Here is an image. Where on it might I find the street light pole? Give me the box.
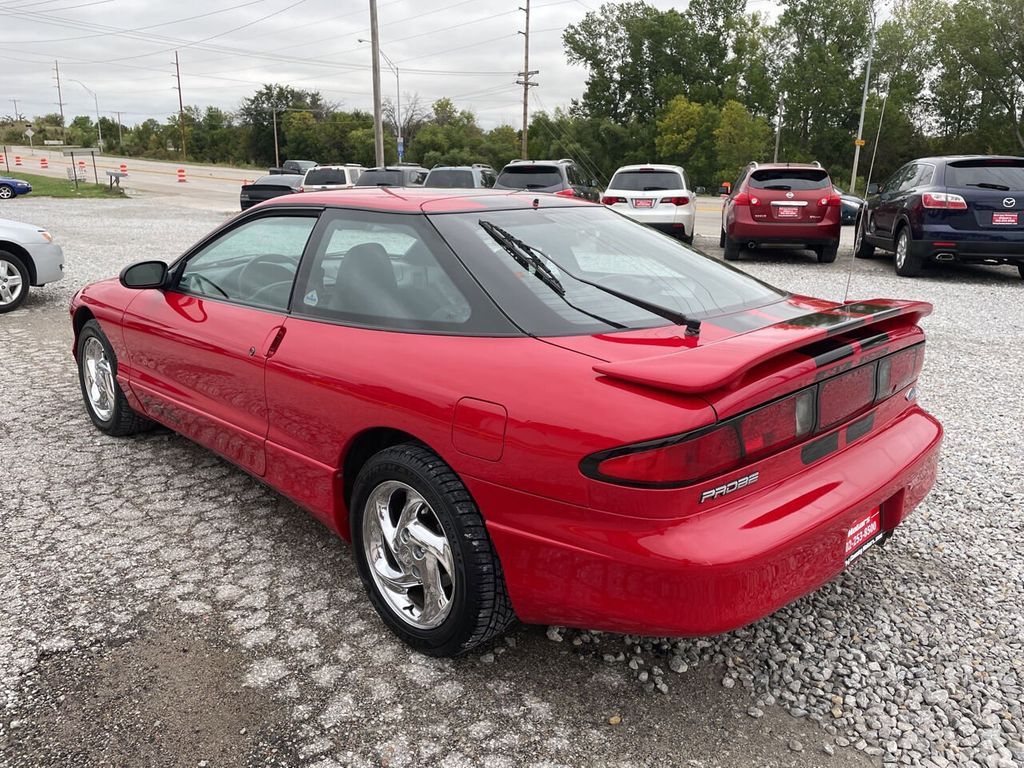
[368,0,385,167]
[71,79,103,151]
[849,17,875,196]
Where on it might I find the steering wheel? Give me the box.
[187,272,229,299]
[237,254,297,300]
[248,280,294,309]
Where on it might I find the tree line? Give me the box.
[2,0,1022,188]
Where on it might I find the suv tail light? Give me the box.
[664,196,690,206]
[554,188,578,198]
[602,195,626,205]
[818,194,842,207]
[733,192,760,206]
[922,192,968,209]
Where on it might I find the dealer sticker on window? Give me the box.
[845,507,882,564]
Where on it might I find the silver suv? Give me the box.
[423,164,497,189]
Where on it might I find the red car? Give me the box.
[70,189,942,656]
[721,161,843,263]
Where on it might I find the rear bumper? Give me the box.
[911,231,1024,264]
[615,204,695,236]
[474,405,942,636]
[729,210,840,244]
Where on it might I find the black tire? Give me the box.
[351,443,515,656]
[77,319,153,436]
[1018,264,1024,280]
[723,235,741,261]
[0,250,30,314]
[0,184,14,200]
[718,228,726,248]
[815,241,839,264]
[854,214,876,259]
[681,230,694,245]
[893,225,924,277]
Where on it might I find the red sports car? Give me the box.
[70,189,943,656]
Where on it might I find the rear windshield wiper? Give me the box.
[479,219,700,336]
[964,182,1011,191]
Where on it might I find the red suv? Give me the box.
[720,162,842,263]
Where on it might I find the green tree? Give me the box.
[715,100,772,181]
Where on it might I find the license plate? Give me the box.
[845,507,882,564]
[776,206,800,218]
[992,212,1018,225]
[633,199,654,208]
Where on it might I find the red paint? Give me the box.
[69,190,943,638]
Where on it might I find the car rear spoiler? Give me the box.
[592,299,933,395]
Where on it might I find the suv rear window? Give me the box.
[496,165,563,189]
[610,170,683,191]
[426,170,474,188]
[946,159,1024,190]
[305,168,348,185]
[748,169,829,191]
[356,170,404,187]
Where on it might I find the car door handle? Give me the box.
[260,325,287,358]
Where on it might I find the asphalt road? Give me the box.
[1,195,1021,768]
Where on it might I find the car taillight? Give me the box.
[664,196,690,206]
[594,426,741,485]
[818,364,876,428]
[733,192,760,206]
[876,346,922,399]
[922,192,968,209]
[554,188,577,198]
[601,195,626,205]
[818,194,842,206]
[741,390,815,458]
[298,186,305,192]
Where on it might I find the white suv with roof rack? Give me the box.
[601,164,697,243]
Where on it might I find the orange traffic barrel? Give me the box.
[177,168,186,183]
[120,163,128,174]
[40,158,49,169]
[15,156,22,166]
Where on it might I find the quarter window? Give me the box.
[177,215,317,311]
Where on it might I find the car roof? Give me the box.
[612,164,685,173]
[261,187,595,214]
[306,164,362,170]
[748,162,827,171]
[906,154,1024,165]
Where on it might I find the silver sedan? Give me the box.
[0,218,64,313]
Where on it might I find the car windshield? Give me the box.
[609,170,683,191]
[426,170,475,188]
[305,168,348,185]
[946,159,1024,190]
[495,166,563,189]
[254,175,302,186]
[356,170,404,186]
[430,206,785,336]
[749,169,829,191]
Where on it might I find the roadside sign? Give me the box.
[24,127,34,138]
[43,140,63,146]
[854,138,866,146]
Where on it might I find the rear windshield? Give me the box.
[356,170,404,187]
[255,175,301,186]
[426,170,475,188]
[749,169,829,191]
[430,206,785,336]
[946,159,1024,191]
[609,170,683,191]
[304,168,348,185]
[496,165,563,189]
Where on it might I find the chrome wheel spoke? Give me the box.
[82,338,115,421]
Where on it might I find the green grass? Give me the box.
[2,170,125,199]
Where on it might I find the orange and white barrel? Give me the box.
[15,156,22,166]
[177,168,186,183]
[40,158,49,169]
[120,163,128,174]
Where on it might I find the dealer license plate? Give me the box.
[776,206,800,218]
[992,212,1018,225]
[845,507,881,564]
[633,198,654,208]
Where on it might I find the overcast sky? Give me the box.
[2,0,680,128]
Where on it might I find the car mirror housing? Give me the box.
[120,260,168,289]
[867,182,880,195]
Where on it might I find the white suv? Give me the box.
[300,164,364,192]
[601,164,697,243]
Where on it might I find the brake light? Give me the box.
[595,426,741,485]
[298,186,305,192]
[733,192,760,206]
[601,195,626,205]
[818,364,876,428]
[876,346,921,399]
[664,196,690,206]
[554,188,577,198]
[818,194,842,207]
[741,390,815,458]
[922,192,968,210]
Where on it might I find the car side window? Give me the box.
[177,215,317,311]
[481,170,496,188]
[565,164,582,186]
[293,210,477,332]
[911,164,934,188]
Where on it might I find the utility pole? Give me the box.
[865,91,888,192]
[174,50,187,159]
[369,0,385,167]
[10,99,20,121]
[115,111,123,144]
[849,18,875,195]
[516,0,538,160]
[773,92,784,163]
[271,105,280,168]
[54,61,67,144]
[360,39,401,160]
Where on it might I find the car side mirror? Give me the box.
[718,185,730,196]
[867,182,879,195]
[120,260,168,289]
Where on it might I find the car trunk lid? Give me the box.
[940,158,1024,231]
[746,168,832,225]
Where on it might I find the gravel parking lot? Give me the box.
[1,196,1022,768]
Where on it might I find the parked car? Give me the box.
[300,164,364,192]
[355,165,428,187]
[720,162,842,263]
[269,159,317,176]
[832,185,865,225]
[0,217,64,313]
[855,155,1024,278]
[423,164,496,189]
[493,159,600,202]
[70,189,943,656]
[240,174,303,210]
[0,176,33,199]
[601,164,697,243]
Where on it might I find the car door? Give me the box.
[121,210,319,476]
[872,164,915,239]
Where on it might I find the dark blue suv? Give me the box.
[855,155,1024,278]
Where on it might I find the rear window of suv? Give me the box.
[496,165,563,189]
[609,170,683,191]
[946,159,1024,190]
[426,170,475,188]
[356,170,404,187]
[748,169,829,191]
[305,168,348,185]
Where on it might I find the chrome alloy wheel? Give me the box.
[0,187,13,200]
[0,259,24,306]
[82,336,116,421]
[895,230,908,269]
[362,480,455,629]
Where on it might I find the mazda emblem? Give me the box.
[1003,197,1016,208]
[786,192,794,199]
